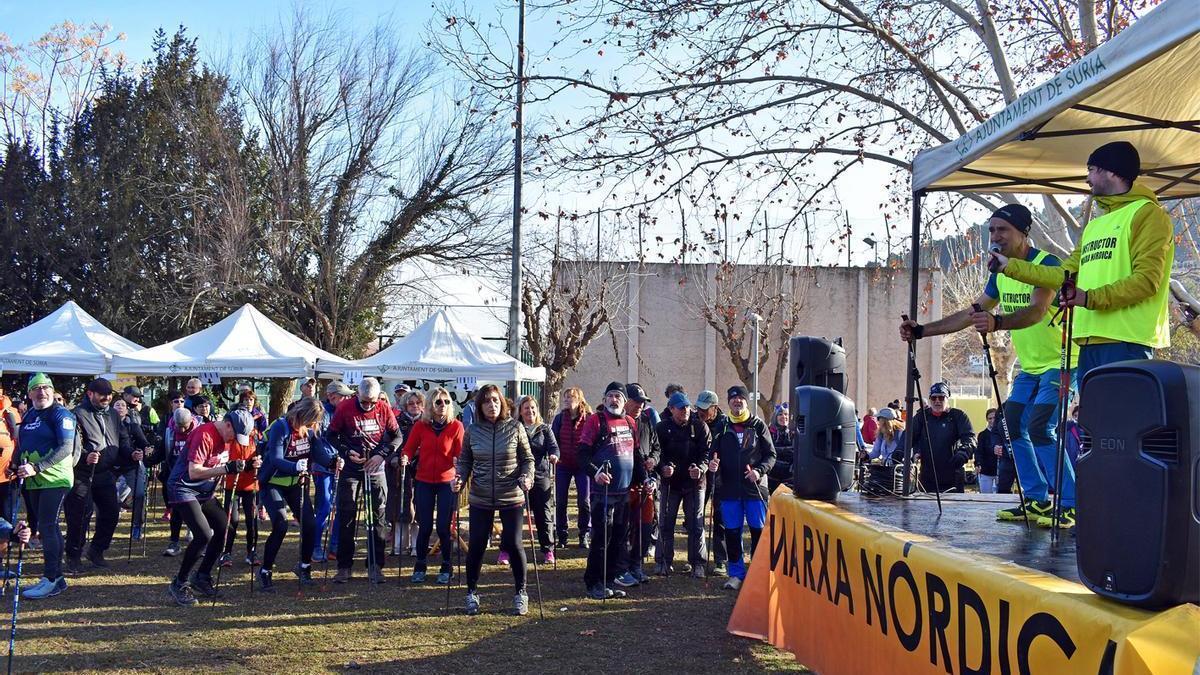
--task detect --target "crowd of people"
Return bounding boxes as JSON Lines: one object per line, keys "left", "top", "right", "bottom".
{"left": 0, "top": 373, "right": 800, "bottom": 615}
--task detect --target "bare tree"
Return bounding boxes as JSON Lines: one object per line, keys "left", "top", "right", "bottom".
{"left": 522, "top": 214, "right": 627, "bottom": 410}
{"left": 683, "top": 262, "right": 812, "bottom": 420}
{"left": 178, "top": 10, "right": 514, "bottom": 359}
{"left": 434, "top": 0, "right": 1155, "bottom": 262}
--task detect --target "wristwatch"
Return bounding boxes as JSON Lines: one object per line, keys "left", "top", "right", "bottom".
{"left": 993, "top": 314, "right": 1003, "bottom": 330}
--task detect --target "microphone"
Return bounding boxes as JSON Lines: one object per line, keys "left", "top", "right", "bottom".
{"left": 986, "top": 243, "right": 1003, "bottom": 273}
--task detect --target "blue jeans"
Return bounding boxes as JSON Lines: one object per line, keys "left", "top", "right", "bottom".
{"left": 1078, "top": 341, "right": 1153, "bottom": 383}
{"left": 313, "top": 471, "right": 335, "bottom": 551}
{"left": 1005, "top": 368, "right": 1076, "bottom": 508}
{"left": 720, "top": 499, "right": 767, "bottom": 580}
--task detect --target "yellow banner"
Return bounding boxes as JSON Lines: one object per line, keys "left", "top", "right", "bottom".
{"left": 728, "top": 493, "right": 1200, "bottom": 675}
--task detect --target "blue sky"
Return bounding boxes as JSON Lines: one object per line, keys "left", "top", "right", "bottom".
{"left": 0, "top": 1, "right": 455, "bottom": 62}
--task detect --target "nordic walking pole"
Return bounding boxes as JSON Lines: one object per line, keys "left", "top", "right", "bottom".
{"left": 2, "top": 475, "right": 19, "bottom": 597}
{"left": 7, "top": 476, "right": 26, "bottom": 675}
{"left": 396, "top": 460, "right": 406, "bottom": 583}
{"left": 601, "top": 460, "right": 611, "bottom": 603}
{"left": 445, "top": 498, "right": 459, "bottom": 613}
{"left": 1050, "top": 274, "right": 1077, "bottom": 537}
{"left": 320, "top": 465, "right": 342, "bottom": 591}
{"left": 662, "top": 473, "right": 673, "bottom": 580}
{"left": 128, "top": 458, "right": 144, "bottom": 562}
{"left": 548, "top": 465, "right": 558, "bottom": 571}
{"left": 903, "top": 314, "right": 943, "bottom": 515}
{"left": 250, "top": 488, "right": 259, "bottom": 596}
{"left": 523, "top": 487, "right": 544, "bottom": 620}
{"left": 297, "top": 472, "right": 310, "bottom": 598}
{"left": 362, "top": 465, "right": 377, "bottom": 583}
{"left": 211, "top": 485, "right": 236, "bottom": 606}
{"left": 972, "top": 303, "right": 1031, "bottom": 529}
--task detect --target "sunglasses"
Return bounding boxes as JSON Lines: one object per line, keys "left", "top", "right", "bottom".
{"left": 928, "top": 395, "right": 946, "bottom": 401}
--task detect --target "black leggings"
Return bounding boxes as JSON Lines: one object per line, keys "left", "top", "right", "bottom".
{"left": 262, "top": 482, "right": 316, "bottom": 570}
{"left": 223, "top": 490, "right": 259, "bottom": 555}
{"left": 465, "top": 504, "right": 525, "bottom": 593}
{"left": 174, "top": 498, "right": 228, "bottom": 583}
{"left": 413, "top": 480, "right": 455, "bottom": 571}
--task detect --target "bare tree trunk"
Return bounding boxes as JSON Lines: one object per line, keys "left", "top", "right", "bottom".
{"left": 269, "top": 379, "right": 292, "bottom": 420}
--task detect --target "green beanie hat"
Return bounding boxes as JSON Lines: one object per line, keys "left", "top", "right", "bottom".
{"left": 27, "top": 372, "right": 53, "bottom": 392}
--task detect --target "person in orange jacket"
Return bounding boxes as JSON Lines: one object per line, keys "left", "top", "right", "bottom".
{"left": 219, "top": 392, "right": 264, "bottom": 567}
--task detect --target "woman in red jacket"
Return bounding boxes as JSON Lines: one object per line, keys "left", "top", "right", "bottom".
{"left": 399, "top": 386, "right": 464, "bottom": 585}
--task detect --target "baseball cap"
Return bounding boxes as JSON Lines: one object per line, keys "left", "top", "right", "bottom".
{"left": 122, "top": 385, "right": 143, "bottom": 398}
{"left": 87, "top": 378, "right": 114, "bottom": 395}
{"left": 876, "top": 407, "right": 898, "bottom": 421}
{"left": 625, "top": 383, "right": 651, "bottom": 403}
{"left": 326, "top": 381, "right": 354, "bottom": 396}
{"left": 224, "top": 409, "right": 255, "bottom": 446}
{"left": 727, "top": 385, "right": 749, "bottom": 401}
{"left": 394, "top": 383, "right": 411, "bottom": 393}
{"left": 929, "top": 382, "right": 952, "bottom": 398}
{"left": 695, "top": 390, "right": 719, "bottom": 410}
{"left": 668, "top": 391, "right": 691, "bottom": 409}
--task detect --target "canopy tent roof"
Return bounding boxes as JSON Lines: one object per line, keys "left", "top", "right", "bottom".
{"left": 111, "top": 304, "right": 354, "bottom": 377}
{"left": 913, "top": 0, "right": 1200, "bottom": 197}
{"left": 319, "top": 309, "right": 546, "bottom": 382}
{"left": 0, "top": 301, "right": 144, "bottom": 375}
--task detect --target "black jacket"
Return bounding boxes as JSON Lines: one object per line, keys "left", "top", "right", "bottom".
{"left": 524, "top": 422, "right": 560, "bottom": 482}
{"left": 710, "top": 414, "right": 776, "bottom": 501}
{"left": 634, "top": 409, "right": 661, "bottom": 473}
{"left": 654, "top": 414, "right": 711, "bottom": 492}
{"left": 974, "top": 426, "right": 998, "bottom": 477}
{"left": 908, "top": 407, "right": 975, "bottom": 492}
{"left": 72, "top": 399, "right": 134, "bottom": 480}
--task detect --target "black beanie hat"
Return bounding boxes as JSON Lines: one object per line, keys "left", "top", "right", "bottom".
{"left": 991, "top": 204, "right": 1032, "bottom": 234}
{"left": 1087, "top": 141, "right": 1140, "bottom": 184}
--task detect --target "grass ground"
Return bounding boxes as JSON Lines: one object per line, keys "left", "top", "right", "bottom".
{"left": 5, "top": 507, "right": 810, "bottom": 674}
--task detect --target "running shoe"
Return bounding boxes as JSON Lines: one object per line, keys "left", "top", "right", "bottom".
{"left": 497, "top": 550, "right": 510, "bottom": 566}
{"left": 723, "top": 577, "right": 743, "bottom": 591}
{"left": 1036, "top": 507, "right": 1076, "bottom": 529}
{"left": 218, "top": 553, "right": 233, "bottom": 568}
{"left": 613, "top": 572, "right": 638, "bottom": 587}
{"left": 190, "top": 572, "right": 218, "bottom": 598}
{"left": 23, "top": 576, "right": 67, "bottom": 600}
{"left": 168, "top": 579, "right": 196, "bottom": 606}
{"left": 294, "top": 563, "right": 316, "bottom": 586}
{"left": 513, "top": 590, "right": 529, "bottom": 616}
{"left": 542, "top": 549, "right": 556, "bottom": 565}
{"left": 162, "top": 541, "right": 182, "bottom": 557}
{"left": 465, "top": 591, "right": 481, "bottom": 615}
{"left": 259, "top": 568, "right": 275, "bottom": 593}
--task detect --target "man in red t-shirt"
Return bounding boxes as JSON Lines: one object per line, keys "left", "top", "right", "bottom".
{"left": 327, "top": 377, "right": 402, "bottom": 584}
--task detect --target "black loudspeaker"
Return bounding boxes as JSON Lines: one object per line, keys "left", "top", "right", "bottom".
{"left": 791, "top": 385, "right": 859, "bottom": 500}
{"left": 1076, "top": 359, "right": 1200, "bottom": 608}
{"left": 788, "top": 336, "right": 847, "bottom": 394}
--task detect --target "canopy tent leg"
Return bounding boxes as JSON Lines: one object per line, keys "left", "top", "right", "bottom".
{"left": 901, "top": 191, "right": 924, "bottom": 495}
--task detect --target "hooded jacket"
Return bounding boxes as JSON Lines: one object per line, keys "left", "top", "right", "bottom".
{"left": 710, "top": 413, "right": 776, "bottom": 502}
{"left": 1002, "top": 182, "right": 1173, "bottom": 344}
{"left": 457, "top": 417, "right": 534, "bottom": 509}
{"left": 72, "top": 398, "right": 134, "bottom": 482}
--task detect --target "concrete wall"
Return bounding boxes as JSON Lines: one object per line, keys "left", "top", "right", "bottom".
{"left": 562, "top": 262, "right": 942, "bottom": 414}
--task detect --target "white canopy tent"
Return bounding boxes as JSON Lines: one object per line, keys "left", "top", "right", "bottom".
{"left": 899, "top": 0, "right": 1197, "bottom": 493}
{"left": 111, "top": 304, "right": 355, "bottom": 378}
{"left": 0, "top": 301, "right": 144, "bottom": 375}
{"left": 319, "top": 309, "right": 546, "bottom": 382}
{"left": 913, "top": 0, "right": 1199, "bottom": 197}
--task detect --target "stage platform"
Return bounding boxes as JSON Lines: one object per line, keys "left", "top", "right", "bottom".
{"left": 728, "top": 491, "right": 1200, "bottom": 675}
{"left": 836, "top": 492, "right": 1080, "bottom": 584}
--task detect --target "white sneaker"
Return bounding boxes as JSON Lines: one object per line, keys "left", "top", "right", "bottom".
{"left": 723, "top": 577, "right": 743, "bottom": 591}
{"left": 23, "top": 576, "right": 67, "bottom": 599}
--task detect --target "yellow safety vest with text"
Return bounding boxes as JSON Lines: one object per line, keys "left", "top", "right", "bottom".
{"left": 995, "top": 250, "right": 1077, "bottom": 375}
{"left": 1074, "top": 199, "right": 1171, "bottom": 348}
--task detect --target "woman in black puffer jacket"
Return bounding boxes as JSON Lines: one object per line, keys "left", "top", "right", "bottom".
{"left": 518, "top": 395, "right": 559, "bottom": 565}
{"left": 455, "top": 384, "right": 534, "bottom": 617}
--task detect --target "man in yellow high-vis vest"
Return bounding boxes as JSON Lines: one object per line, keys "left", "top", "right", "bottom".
{"left": 900, "top": 204, "right": 1078, "bottom": 527}
{"left": 990, "top": 141, "right": 1174, "bottom": 382}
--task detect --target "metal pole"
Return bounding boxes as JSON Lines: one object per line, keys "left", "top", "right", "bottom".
{"left": 507, "top": 0, "right": 526, "bottom": 364}
{"left": 749, "top": 314, "right": 762, "bottom": 413}
{"left": 901, "top": 191, "right": 924, "bottom": 495}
